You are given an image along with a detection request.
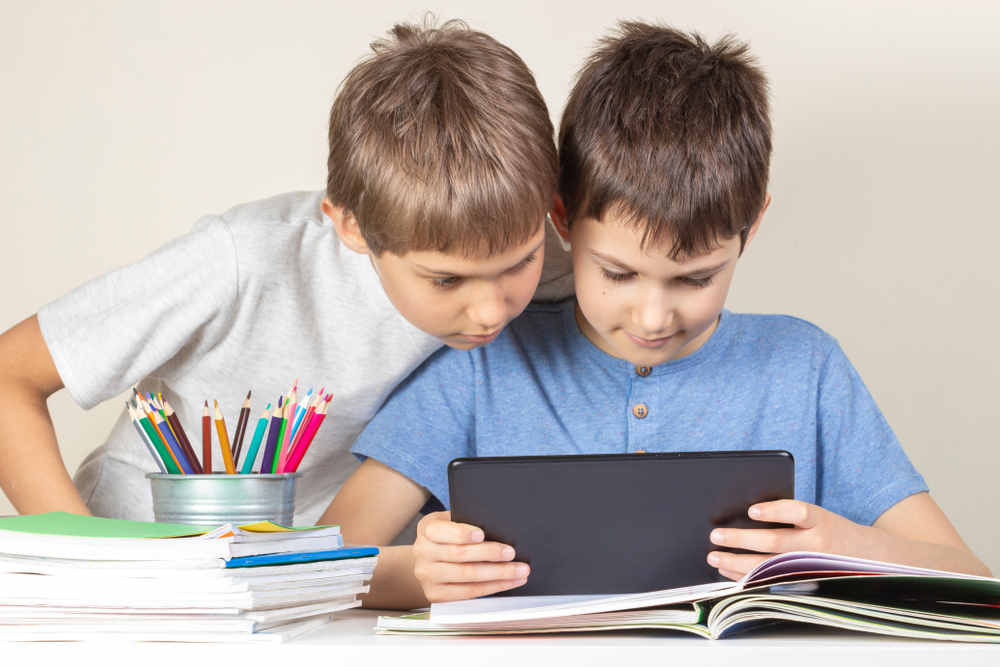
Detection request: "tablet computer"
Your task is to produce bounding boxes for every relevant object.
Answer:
[448,450,794,596]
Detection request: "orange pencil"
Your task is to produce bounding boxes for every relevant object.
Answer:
[214,400,237,474]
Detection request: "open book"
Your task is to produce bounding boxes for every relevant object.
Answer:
[376,552,1000,642]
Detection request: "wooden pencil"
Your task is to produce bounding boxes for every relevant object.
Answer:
[240,403,272,475]
[202,401,212,474]
[163,399,203,474]
[140,397,185,475]
[127,403,167,474]
[277,386,297,472]
[153,409,194,474]
[271,400,289,474]
[286,394,330,473]
[214,400,237,474]
[231,391,251,469]
[259,396,284,474]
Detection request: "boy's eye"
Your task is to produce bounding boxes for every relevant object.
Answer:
[431,276,461,290]
[509,253,538,273]
[600,268,635,283]
[680,275,715,288]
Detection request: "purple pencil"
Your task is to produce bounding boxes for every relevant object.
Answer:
[258,396,284,474]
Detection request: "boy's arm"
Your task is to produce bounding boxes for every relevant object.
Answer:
[318,459,431,610]
[0,315,91,515]
[707,492,991,578]
[319,458,527,609]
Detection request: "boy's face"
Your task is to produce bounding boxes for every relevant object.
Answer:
[370,224,547,350]
[554,199,767,367]
[325,196,548,350]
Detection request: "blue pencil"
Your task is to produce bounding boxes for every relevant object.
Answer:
[153,409,195,474]
[259,397,284,474]
[289,388,312,440]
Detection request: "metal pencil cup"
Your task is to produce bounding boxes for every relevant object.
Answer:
[146,473,302,526]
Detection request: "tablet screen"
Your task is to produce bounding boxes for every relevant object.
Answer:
[448,450,794,596]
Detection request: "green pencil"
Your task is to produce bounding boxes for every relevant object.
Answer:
[134,402,182,474]
[271,401,288,473]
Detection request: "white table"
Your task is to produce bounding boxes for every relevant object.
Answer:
[4,608,998,666]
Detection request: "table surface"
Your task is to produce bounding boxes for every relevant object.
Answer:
[3,608,998,666]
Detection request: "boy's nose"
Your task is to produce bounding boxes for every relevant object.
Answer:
[466,281,507,330]
[632,291,672,335]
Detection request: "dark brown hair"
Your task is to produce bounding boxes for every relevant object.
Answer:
[326,17,557,257]
[559,22,771,258]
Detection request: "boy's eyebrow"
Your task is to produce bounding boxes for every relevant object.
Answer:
[414,239,546,277]
[589,249,728,276]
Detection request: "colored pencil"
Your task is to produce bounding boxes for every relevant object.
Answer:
[283,391,323,470]
[214,400,237,474]
[140,397,185,475]
[277,386,297,472]
[259,397,283,474]
[127,403,167,473]
[272,400,289,474]
[153,409,194,474]
[286,394,331,473]
[163,399,203,474]
[133,404,181,474]
[289,388,312,441]
[240,403,272,475]
[132,394,184,475]
[231,391,252,468]
[202,401,212,473]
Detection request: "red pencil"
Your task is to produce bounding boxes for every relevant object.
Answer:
[202,401,212,474]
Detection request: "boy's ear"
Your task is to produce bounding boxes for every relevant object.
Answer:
[323,198,371,255]
[549,194,570,244]
[741,193,771,252]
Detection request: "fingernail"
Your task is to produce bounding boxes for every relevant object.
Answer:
[710,529,724,544]
[748,505,762,519]
[502,547,515,560]
[512,578,528,587]
[515,564,529,577]
[707,553,720,567]
[471,530,484,542]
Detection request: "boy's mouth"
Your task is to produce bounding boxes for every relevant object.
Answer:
[459,330,502,345]
[624,331,675,348]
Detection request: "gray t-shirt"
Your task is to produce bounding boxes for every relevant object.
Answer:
[38,191,574,527]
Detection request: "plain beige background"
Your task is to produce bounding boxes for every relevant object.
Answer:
[1,2,997,574]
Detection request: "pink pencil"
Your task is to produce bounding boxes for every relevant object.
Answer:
[285,394,330,473]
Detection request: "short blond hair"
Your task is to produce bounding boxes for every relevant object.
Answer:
[327,18,557,257]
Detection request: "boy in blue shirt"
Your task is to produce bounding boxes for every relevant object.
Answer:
[322,22,990,609]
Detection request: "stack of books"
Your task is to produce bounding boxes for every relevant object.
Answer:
[377,552,1000,642]
[0,512,377,642]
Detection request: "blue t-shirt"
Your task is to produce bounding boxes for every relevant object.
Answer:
[353,299,927,526]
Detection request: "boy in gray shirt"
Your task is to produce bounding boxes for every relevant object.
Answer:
[0,19,572,526]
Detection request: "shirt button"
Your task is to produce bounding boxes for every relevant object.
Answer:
[636,366,651,377]
[632,403,648,419]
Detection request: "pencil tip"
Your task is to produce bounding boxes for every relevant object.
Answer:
[246,390,252,399]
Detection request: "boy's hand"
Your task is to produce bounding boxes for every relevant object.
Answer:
[706,499,867,580]
[413,511,529,602]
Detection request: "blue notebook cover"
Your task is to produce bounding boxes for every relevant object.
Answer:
[226,546,379,568]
